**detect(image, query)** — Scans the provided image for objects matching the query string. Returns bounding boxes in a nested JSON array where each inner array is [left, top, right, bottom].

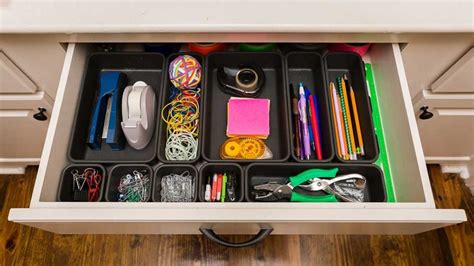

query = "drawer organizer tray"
[[68, 52, 165, 163]]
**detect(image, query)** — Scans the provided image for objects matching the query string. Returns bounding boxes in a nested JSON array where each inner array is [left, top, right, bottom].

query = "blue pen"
[[305, 88, 315, 152]]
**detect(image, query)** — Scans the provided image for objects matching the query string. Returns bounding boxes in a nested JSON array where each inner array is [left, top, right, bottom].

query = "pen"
[[290, 84, 302, 158], [298, 83, 311, 160], [221, 173, 227, 202], [309, 94, 323, 160], [305, 88, 315, 153]]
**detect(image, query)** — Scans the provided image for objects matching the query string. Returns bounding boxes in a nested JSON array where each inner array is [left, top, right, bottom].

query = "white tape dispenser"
[[121, 81, 156, 150]]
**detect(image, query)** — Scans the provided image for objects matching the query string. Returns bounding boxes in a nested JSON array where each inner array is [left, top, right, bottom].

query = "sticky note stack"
[[226, 97, 270, 139]]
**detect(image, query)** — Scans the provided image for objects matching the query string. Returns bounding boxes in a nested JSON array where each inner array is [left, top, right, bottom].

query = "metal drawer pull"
[[199, 227, 273, 248]]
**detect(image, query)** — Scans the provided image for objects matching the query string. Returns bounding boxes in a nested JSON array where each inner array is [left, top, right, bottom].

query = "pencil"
[[337, 78, 352, 160], [340, 76, 357, 160], [329, 83, 342, 157], [332, 84, 348, 160], [349, 85, 365, 156]]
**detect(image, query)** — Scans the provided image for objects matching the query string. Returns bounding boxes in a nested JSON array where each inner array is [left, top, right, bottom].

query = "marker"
[[298, 83, 311, 160], [216, 174, 223, 201], [211, 174, 218, 202], [221, 173, 227, 202]]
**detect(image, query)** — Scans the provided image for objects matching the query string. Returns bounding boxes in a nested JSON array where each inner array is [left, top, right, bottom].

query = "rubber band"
[[169, 55, 202, 89]]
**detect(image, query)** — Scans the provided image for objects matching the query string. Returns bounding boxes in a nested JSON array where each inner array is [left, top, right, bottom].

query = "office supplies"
[[226, 97, 270, 138], [217, 65, 265, 97], [118, 170, 150, 202], [329, 83, 342, 157], [337, 78, 354, 160], [71, 168, 103, 202], [339, 77, 357, 160], [216, 174, 223, 201], [238, 43, 276, 52], [188, 43, 227, 55], [169, 55, 202, 89], [309, 94, 323, 160], [221, 173, 228, 202], [220, 137, 273, 160], [304, 88, 315, 153], [226, 174, 237, 202], [121, 81, 156, 150], [87, 71, 127, 150], [346, 75, 365, 156], [211, 173, 218, 202], [204, 176, 211, 202], [160, 171, 194, 202], [290, 84, 301, 158], [161, 86, 200, 160], [253, 168, 339, 202], [331, 82, 347, 159], [298, 83, 311, 160]]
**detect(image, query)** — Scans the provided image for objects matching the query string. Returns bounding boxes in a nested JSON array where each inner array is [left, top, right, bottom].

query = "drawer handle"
[[199, 227, 273, 248], [419, 106, 434, 120], [33, 108, 47, 121]]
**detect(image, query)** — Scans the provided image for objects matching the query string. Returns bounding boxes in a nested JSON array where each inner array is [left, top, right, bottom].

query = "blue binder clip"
[[87, 71, 127, 150]]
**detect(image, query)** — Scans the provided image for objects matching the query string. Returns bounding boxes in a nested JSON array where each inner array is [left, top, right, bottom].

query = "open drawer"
[[9, 43, 466, 238]]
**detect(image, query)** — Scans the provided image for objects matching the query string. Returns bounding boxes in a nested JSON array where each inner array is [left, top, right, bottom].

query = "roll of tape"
[[127, 87, 143, 119], [188, 43, 227, 55], [238, 43, 276, 52], [235, 68, 258, 92]]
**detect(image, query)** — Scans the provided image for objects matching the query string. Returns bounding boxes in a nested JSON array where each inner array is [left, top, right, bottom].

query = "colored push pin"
[[87, 71, 127, 150]]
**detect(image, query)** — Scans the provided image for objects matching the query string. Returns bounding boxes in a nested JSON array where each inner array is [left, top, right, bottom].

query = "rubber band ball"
[[169, 55, 202, 89]]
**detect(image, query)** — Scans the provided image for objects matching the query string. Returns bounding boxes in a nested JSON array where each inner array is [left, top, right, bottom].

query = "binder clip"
[[87, 71, 127, 150], [121, 81, 156, 150]]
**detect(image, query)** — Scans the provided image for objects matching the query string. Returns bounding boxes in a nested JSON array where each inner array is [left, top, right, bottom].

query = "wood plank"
[[0, 165, 472, 265]]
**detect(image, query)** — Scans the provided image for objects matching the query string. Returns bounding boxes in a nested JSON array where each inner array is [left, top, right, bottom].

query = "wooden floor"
[[1, 165, 472, 265]]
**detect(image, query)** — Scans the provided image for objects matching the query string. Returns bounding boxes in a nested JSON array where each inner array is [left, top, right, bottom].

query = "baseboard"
[[0, 158, 40, 175]]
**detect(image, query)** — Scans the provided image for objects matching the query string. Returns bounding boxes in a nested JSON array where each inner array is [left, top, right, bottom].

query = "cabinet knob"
[[33, 108, 48, 121], [419, 106, 434, 120]]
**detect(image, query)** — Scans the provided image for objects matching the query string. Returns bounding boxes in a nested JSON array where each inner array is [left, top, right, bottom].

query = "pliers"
[[253, 168, 366, 202], [253, 168, 340, 202]]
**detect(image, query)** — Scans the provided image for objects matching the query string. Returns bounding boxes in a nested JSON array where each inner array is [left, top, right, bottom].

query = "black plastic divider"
[[245, 163, 386, 202], [58, 164, 106, 202], [157, 53, 205, 164], [324, 52, 379, 163], [198, 163, 244, 202], [202, 52, 290, 162], [68, 52, 165, 163], [152, 164, 198, 202], [285, 52, 335, 162], [105, 164, 153, 202]]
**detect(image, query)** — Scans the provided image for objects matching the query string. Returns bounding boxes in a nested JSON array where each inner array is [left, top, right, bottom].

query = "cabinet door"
[[415, 90, 474, 158], [0, 51, 37, 93], [431, 48, 474, 93]]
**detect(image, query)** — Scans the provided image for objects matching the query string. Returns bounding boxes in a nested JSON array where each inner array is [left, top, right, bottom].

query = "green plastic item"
[[365, 63, 395, 202], [291, 193, 338, 202], [289, 168, 339, 202], [238, 43, 277, 52], [221, 173, 227, 202]]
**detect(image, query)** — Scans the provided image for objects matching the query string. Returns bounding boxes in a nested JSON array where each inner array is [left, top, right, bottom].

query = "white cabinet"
[[431, 48, 474, 94], [0, 51, 37, 94], [7, 43, 466, 237]]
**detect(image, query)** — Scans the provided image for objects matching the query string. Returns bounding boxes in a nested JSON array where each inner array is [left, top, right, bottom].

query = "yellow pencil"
[[341, 76, 357, 160], [350, 85, 365, 156]]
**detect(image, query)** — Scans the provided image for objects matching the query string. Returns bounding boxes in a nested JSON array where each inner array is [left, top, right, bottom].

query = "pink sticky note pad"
[[227, 97, 270, 138]]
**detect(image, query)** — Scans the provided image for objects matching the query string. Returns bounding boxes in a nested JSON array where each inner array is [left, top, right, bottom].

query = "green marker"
[[221, 173, 227, 202]]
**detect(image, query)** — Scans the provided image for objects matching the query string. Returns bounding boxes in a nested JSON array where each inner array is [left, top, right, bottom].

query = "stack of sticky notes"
[[227, 97, 270, 138]]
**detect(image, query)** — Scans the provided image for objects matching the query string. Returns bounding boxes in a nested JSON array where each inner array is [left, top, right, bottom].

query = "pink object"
[[328, 43, 371, 56], [226, 97, 270, 138]]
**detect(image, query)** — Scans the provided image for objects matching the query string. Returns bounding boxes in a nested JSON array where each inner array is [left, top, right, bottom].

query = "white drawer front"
[[8, 42, 466, 235]]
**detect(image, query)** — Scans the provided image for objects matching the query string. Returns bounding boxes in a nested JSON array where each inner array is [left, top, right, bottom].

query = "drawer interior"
[[31, 43, 432, 206]]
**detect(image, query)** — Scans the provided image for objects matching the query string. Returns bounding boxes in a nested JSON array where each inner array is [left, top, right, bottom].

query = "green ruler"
[[365, 63, 395, 202]]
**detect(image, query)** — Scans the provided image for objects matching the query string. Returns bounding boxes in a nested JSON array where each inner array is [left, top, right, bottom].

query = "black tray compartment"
[[68, 52, 165, 163]]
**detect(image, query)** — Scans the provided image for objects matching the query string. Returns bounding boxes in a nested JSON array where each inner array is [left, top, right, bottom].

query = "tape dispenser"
[[121, 81, 156, 150]]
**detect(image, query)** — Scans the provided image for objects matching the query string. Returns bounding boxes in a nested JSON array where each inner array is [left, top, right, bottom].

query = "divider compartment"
[[245, 163, 386, 202], [157, 53, 205, 163], [202, 52, 290, 162], [68, 52, 165, 163], [198, 163, 244, 202], [324, 52, 379, 163], [152, 164, 198, 202], [105, 164, 153, 202], [286, 52, 335, 162], [57, 164, 106, 202]]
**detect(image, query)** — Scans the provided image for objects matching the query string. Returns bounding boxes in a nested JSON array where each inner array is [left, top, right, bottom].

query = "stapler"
[[121, 81, 156, 150], [87, 71, 127, 150]]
